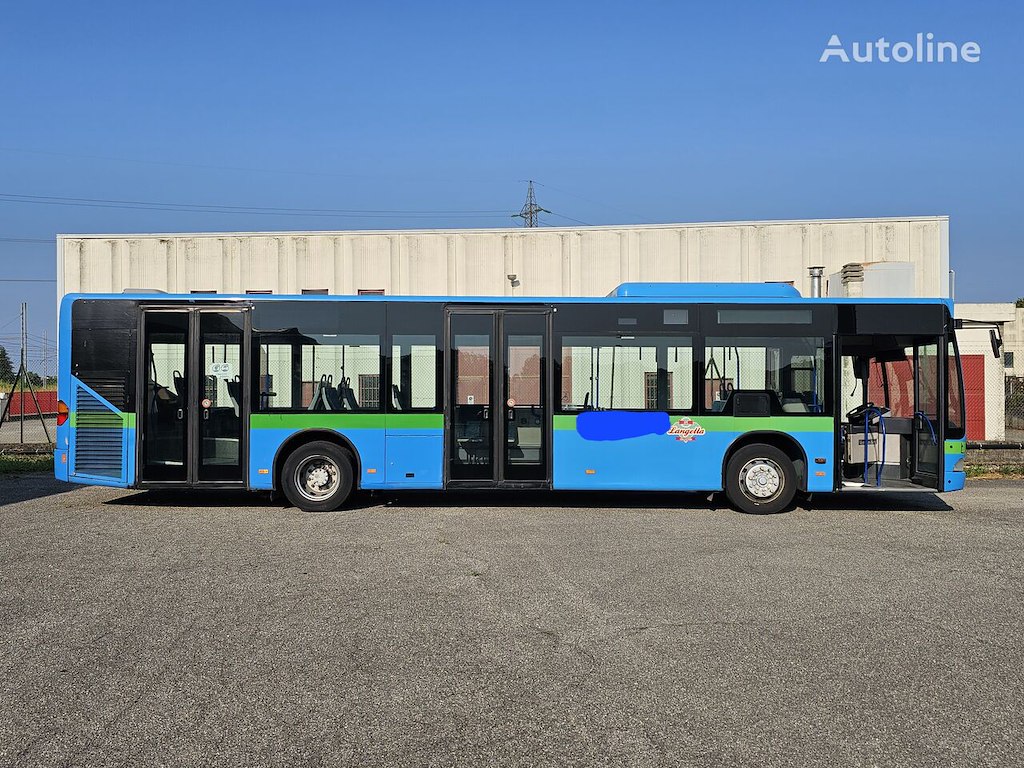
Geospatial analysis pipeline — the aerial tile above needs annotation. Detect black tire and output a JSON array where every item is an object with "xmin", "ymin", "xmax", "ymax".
[
  {"xmin": 281, "ymin": 441, "xmax": 355, "ymax": 512},
  {"xmin": 724, "ymin": 443, "xmax": 797, "ymax": 515}
]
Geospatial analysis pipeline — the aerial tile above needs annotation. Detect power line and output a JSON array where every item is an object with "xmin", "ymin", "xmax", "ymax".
[
  {"xmin": 545, "ymin": 211, "xmax": 594, "ymax": 227},
  {"xmin": 0, "ymin": 278, "xmax": 56, "ymax": 283},
  {"xmin": 0, "ymin": 192, "xmax": 510, "ymax": 214},
  {"xmin": 0, "ymin": 192, "xmax": 513, "ymax": 218},
  {"xmin": 532, "ymin": 180, "xmax": 646, "ymax": 224},
  {"xmin": 0, "ymin": 146, "xmax": 505, "ymax": 185},
  {"xmin": 0, "ymin": 237, "xmax": 52, "ymax": 244}
]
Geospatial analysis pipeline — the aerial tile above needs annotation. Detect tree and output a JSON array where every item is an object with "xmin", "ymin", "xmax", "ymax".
[
  {"xmin": 0, "ymin": 345, "xmax": 13, "ymax": 382},
  {"xmin": 1016, "ymin": 297, "xmax": 1024, "ymax": 309}
]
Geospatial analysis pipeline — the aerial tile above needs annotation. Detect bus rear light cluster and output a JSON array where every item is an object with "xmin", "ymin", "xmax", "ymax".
[{"xmin": 56, "ymin": 400, "xmax": 69, "ymax": 426}]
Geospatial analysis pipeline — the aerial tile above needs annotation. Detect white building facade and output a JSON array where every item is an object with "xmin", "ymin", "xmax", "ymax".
[{"xmin": 57, "ymin": 216, "xmax": 951, "ymax": 300}]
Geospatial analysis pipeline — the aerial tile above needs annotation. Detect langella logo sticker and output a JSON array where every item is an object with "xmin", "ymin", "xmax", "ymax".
[{"xmin": 666, "ymin": 418, "xmax": 706, "ymax": 443}]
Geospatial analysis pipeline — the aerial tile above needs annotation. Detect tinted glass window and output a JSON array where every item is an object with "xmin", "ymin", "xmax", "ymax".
[
  {"xmin": 946, "ymin": 337, "xmax": 965, "ymax": 439},
  {"xmin": 387, "ymin": 303, "xmax": 442, "ymax": 412},
  {"xmin": 704, "ymin": 336, "xmax": 826, "ymax": 414},
  {"xmin": 253, "ymin": 301, "xmax": 384, "ymax": 412},
  {"xmin": 560, "ymin": 335, "xmax": 693, "ymax": 411}
]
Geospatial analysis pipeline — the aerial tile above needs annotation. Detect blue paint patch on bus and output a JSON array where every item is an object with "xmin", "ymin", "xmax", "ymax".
[{"xmin": 576, "ymin": 410, "xmax": 672, "ymax": 441}]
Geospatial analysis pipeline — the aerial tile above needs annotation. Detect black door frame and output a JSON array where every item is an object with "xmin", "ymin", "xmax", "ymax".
[
  {"xmin": 443, "ymin": 306, "xmax": 553, "ymax": 489},
  {"xmin": 911, "ymin": 337, "xmax": 943, "ymax": 487},
  {"xmin": 136, "ymin": 305, "xmax": 251, "ymax": 488},
  {"xmin": 833, "ymin": 333, "xmax": 944, "ymax": 491}
]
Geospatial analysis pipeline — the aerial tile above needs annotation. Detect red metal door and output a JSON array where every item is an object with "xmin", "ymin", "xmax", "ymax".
[{"xmin": 961, "ymin": 354, "xmax": 986, "ymax": 441}]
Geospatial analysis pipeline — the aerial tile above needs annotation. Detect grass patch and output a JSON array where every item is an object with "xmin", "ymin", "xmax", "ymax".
[
  {"xmin": 0, "ymin": 454, "xmax": 54, "ymax": 474},
  {"xmin": 967, "ymin": 464, "xmax": 1024, "ymax": 480}
]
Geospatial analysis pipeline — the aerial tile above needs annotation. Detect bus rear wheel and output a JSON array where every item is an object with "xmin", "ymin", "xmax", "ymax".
[
  {"xmin": 281, "ymin": 441, "xmax": 355, "ymax": 512},
  {"xmin": 724, "ymin": 444, "xmax": 797, "ymax": 515}
]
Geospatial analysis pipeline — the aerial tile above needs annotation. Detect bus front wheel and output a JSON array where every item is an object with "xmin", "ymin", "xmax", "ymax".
[
  {"xmin": 724, "ymin": 444, "xmax": 797, "ymax": 515},
  {"xmin": 281, "ymin": 441, "xmax": 355, "ymax": 512}
]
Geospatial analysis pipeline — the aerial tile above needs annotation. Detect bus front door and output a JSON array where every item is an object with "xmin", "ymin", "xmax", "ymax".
[
  {"xmin": 446, "ymin": 309, "xmax": 551, "ymax": 488},
  {"xmin": 139, "ymin": 308, "xmax": 249, "ymax": 486},
  {"xmin": 912, "ymin": 341, "xmax": 942, "ymax": 487}
]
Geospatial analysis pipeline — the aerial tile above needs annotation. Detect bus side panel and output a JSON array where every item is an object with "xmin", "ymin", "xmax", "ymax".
[
  {"xmin": 248, "ymin": 414, "xmax": 445, "ymax": 491},
  {"xmin": 384, "ymin": 413, "xmax": 444, "ymax": 489},
  {"xmin": 248, "ymin": 415, "xmax": 386, "ymax": 490},
  {"xmin": 553, "ymin": 414, "xmax": 835, "ymax": 492},
  {"xmin": 944, "ymin": 438, "xmax": 967, "ymax": 492}
]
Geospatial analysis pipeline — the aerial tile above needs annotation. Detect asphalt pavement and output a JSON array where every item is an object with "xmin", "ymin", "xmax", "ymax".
[{"xmin": 1, "ymin": 475, "xmax": 1022, "ymax": 767}]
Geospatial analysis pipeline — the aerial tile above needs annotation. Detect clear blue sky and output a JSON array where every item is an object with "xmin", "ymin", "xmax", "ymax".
[{"xmin": 1, "ymin": 0, "xmax": 1021, "ymax": 368}]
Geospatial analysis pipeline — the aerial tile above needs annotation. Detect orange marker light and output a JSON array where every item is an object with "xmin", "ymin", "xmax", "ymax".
[
  {"xmin": 258, "ymin": 468, "xmax": 270, "ymax": 475},
  {"xmin": 367, "ymin": 468, "xmax": 377, "ymax": 474},
  {"xmin": 56, "ymin": 400, "xmax": 69, "ymax": 426},
  {"xmin": 585, "ymin": 469, "xmax": 596, "ymax": 475}
]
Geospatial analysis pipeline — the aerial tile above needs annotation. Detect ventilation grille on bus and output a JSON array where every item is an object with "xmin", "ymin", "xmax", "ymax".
[
  {"xmin": 78, "ymin": 374, "xmax": 128, "ymax": 411},
  {"xmin": 74, "ymin": 387, "xmax": 124, "ymax": 479}
]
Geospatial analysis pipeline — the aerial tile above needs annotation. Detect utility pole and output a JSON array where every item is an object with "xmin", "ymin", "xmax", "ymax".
[
  {"xmin": 20, "ymin": 302, "xmax": 25, "ymax": 444},
  {"xmin": 513, "ymin": 180, "xmax": 549, "ymax": 228},
  {"xmin": 0, "ymin": 302, "xmax": 51, "ymax": 444}
]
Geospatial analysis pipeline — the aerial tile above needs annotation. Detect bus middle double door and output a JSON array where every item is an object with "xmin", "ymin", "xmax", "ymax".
[
  {"xmin": 139, "ymin": 307, "xmax": 249, "ymax": 486},
  {"xmin": 446, "ymin": 308, "xmax": 552, "ymax": 488}
]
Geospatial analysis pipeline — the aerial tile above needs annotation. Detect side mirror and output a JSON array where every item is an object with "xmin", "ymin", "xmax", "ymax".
[{"xmin": 990, "ymin": 329, "xmax": 1003, "ymax": 360}]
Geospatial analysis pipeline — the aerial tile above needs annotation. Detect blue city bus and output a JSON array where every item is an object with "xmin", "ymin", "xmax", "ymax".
[{"xmin": 55, "ymin": 283, "xmax": 967, "ymax": 513}]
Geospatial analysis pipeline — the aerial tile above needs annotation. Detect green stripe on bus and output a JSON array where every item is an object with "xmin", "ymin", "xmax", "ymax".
[
  {"xmin": 553, "ymin": 413, "xmax": 833, "ymax": 433},
  {"xmin": 696, "ymin": 416, "xmax": 833, "ymax": 433},
  {"xmin": 250, "ymin": 413, "xmax": 443, "ymax": 430},
  {"xmin": 69, "ymin": 411, "xmax": 135, "ymax": 428},
  {"xmin": 945, "ymin": 439, "xmax": 966, "ymax": 455}
]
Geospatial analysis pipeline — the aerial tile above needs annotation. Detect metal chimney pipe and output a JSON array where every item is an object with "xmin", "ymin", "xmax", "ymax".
[{"xmin": 808, "ymin": 266, "xmax": 825, "ymax": 298}]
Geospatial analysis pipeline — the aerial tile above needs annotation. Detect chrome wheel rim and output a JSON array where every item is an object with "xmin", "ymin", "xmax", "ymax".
[
  {"xmin": 739, "ymin": 458, "xmax": 784, "ymax": 501},
  {"xmin": 294, "ymin": 455, "xmax": 340, "ymax": 502}
]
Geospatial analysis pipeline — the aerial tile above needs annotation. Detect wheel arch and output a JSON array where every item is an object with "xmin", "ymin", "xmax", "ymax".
[
  {"xmin": 272, "ymin": 429, "xmax": 361, "ymax": 492},
  {"xmin": 721, "ymin": 431, "xmax": 808, "ymax": 492}
]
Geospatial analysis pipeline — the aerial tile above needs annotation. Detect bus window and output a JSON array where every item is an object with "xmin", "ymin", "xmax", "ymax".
[
  {"xmin": 868, "ymin": 353, "xmax": 914, "ymax": 417},
  {"xmin": 391, "ymin": 335, "xmax": 438, "ymax": 410},
  {"xmin": 560, "ymin": 336, "xmax": 692, "ymax": 411},
  {"xmin": 252, "ymin": 301, "xmax": 384, "ymax": 412},
  {"xmin": 387, "ymin": 303, "xmax": 443, "ymax": 413},
  {"xmin": 704, "ymin": 337, "xmax": 825, "ymax": 414},
  {"xmin": 258, "ymin": 344, "xmax": 293, "ymax": 409},
  {"xmin": 946, "ymin": 337, "xmax": 966, "ymax": 439},
  {"xmin": 301, "ymin": 336, "xmax": 381, "ymax": 411}
]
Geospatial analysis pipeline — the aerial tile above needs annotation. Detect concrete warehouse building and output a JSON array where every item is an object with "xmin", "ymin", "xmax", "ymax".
[{"xmin": 57, "ymin": 216, "xmax": 951, "ymax": 299}]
